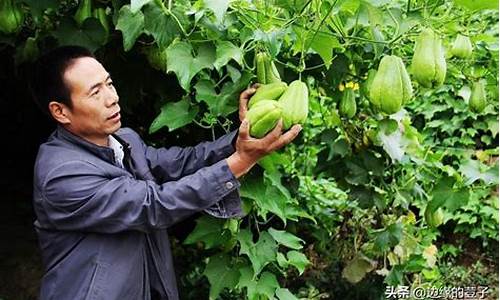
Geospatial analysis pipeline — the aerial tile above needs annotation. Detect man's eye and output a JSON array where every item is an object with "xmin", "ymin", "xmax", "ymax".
[
  {"xmin": 107, "ymin": 81, "xmax": 114, "ymax": 87},
  {"xmin": 92, "ymin": 89, "xmax": 100, "ymax": 96}
]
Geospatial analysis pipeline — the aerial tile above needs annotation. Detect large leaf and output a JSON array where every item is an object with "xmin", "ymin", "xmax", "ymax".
[
  {"xmin": 203, "ymin": 254, "xmax": 240, "ymax": 300},
  {"xmin": 216, "ymin": 71, "xmax": 253, "ymax": 115},
  {"xmin": 268, "ymin": 228, "xmax": 304, "ymax": 250},
  {"xmin": 286, "ymin": 250, "xmax": 310, "ymax": 275},
  {"xmin": 427, "ymin": 177, "xmax": 470, "ymax": 213},
  {"xmin": 374, "ymin": 223, "xmax": 403, "ymax": 252},
  {"xmin": 52, "ymin": 18, "xmax": 107, "ymax": 52},
  {"xmin": 116, "ymin": 5, "xmax": 144, "ymax": 51},
  {"xmin": 237, "ymin": 229, "xmax": 277, "ymax": 277},
  {"xmin": 143, "ymin": 2, "xmax": 181, "ymax": 49},
  {"xmin": 293, "ymin": 26, "xmax": 342, "ymax": 69},
  {"xmin": 184, "ymin": 215, "xmax": 230, "ymax": 249},
  {"xmin": 131, "ymin": 0, "xmax": 152, "ymax": 13},
  {"xmin": 214, "ymin": 41, "xmax": 243, "ymax": 71},
  {"xmin": 237, "ymin": 268, "xmax": 279, "ymax": 300},
  {"xmin": 22, "ymin": 0, "xmax": 59, "ymax": 22},
  {"xmin": 166, "ymin": 41, "xmax": 215, "ymax": 91},
  {"xmin": 459, "ymin": 160, "xmax": 499, "ymax": 185},
  {"xmin": 204, "ymin": 0, "xmax": 230, "ymax": 23},
  {"xmin": 149, "ymin": 98, "xmax": 199, "ymax": 133}
]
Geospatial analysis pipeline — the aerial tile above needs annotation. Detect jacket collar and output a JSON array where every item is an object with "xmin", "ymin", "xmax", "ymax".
[{"xmin": 55, "ymin": 125, "xmax": 130, "ymax": 163}]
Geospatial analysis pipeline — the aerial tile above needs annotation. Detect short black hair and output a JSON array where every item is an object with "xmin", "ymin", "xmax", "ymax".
[{"xmin": 29, "ymin": 45, "xmax": 95, "ymax": 116}]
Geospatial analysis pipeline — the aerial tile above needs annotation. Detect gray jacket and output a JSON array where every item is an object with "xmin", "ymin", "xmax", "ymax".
[{"xmin": 32, "ymin": 126, "xmax": 241, "ymax": 300}]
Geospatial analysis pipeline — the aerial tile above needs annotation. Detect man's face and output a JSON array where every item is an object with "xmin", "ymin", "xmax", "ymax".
[{"xmin": 62, "ymin": 56, "xmax": 121, "ymax": 146}]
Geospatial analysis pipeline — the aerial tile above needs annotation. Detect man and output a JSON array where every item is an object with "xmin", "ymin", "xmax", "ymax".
[{"xmin": 29, "ymin": 45, "xmax": 301, "ymax": 300}]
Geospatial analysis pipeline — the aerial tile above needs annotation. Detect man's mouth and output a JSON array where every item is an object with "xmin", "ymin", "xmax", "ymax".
[{"xmin": 108, "ymin": 111, "xmax": 120, "ymax": 120}]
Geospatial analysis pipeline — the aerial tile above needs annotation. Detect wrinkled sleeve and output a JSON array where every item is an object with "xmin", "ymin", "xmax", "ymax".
[
  {"xmin": 132, "ymin": 129, "xmax": 241, "ymax": 219},
  {"xmin": 142, "ymin": 130, "xmax": 238, "ymax": 182},
  {"xmin": 40, "ymin": 159, "xmax": 240, "ymax": 233}
]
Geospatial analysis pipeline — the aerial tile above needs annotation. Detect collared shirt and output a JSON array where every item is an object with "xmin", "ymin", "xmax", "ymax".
[
  {"xmin": 108, "ymin": 134, "xmax": 125, "ymax": 168},
  {"xmin": 32, "ymin": 126, "xmax": 241, "ymax": 300}
]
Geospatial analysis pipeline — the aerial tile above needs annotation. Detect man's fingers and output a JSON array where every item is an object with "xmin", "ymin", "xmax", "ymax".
[
  {"xmin": 262, "ymin": 119, "xmax": 283, "ymax": 143},
  {"xmin": 239, "ymin": 87, "xmax": 257, "ymax": 121},
  {"xmin": 238, "ymin": 119, "xmax": 251, "ymax": 140},
  {"xmin": 239, "ymin": 87, "xmax": 257, "ymax": 101},
  {"xmin": 251, "ymin": 83, "xmax": 261, "ymax": 89},
  {"xmin": 270, "ymin": 124, "xmax": 302, "ymax": 150}
]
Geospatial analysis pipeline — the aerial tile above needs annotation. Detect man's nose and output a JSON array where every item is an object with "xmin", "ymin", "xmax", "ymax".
[{"xmin": 104, "ymin": 86, "xmax": 119, "ymax": 107}]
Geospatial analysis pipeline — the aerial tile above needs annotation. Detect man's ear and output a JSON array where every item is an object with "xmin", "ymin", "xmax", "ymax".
[{"xmin": 48, "ymin": 101, "xmax": 71, "ymax": 124}]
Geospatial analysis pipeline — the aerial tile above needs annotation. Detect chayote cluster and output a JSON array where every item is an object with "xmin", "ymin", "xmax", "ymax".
[{"xmin": 246, "ymin": 67, "xmax": 308, "ymax": 138}]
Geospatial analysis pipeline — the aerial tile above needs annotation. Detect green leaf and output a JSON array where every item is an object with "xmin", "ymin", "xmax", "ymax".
[
  {"xmin": 286, "ymin": 250, "xmax": 310, "ymax": 275},
  {"xmin": 131, "ymin": 0, "xmax": 152, "ymax": 13},
  {"xmin": 194, "ymin": 73, "xmax": 252, "ymax": 115},
  {"xmin": 427, "ymin": 177, "xmax": 470, "ymax": 213},
  {"xmin": 203, "ymin": 254, "xmax": 240, "ymax": 300},
  {"xmin": 459, "ymin": 160, "xmax": 499, "ymax": 185},
  {"xmin": 166, "ymin": 41, "xmax": 215, "ymax": 90},
  {"xmin": 276, "ymin": 252, "xmax": 288, "ymax": 268},
  {"xmin": 276, "ymin": 288, "xmax": 299, "ymax": 300},
  {"xmin": 149, "ymin": 98, "xmax": 199, "ymax": 133},
  {"xmin": 453, "ymin": 0, "xmax": 498, "ymax": 11},
  {"xmin": 194, "ymin": 79, "xmax": 217, "ymax": 105},
  {"xmin": 342, "ymin": 253, "xmax": 377, "ymax": 284},
  {"xmin": 264, "ymin": 170, "xmax": 291, "ymax": 199},
  {"xmin": 116, "ymin": 5, "xmax": 144, "ymax": 51},
  {"xmin": 216, "ymin": 71, "xmax": 253, "ymax": 115},
  {"xmin": 237, "ymin": 230, "xmax": 277, "ymax": 277},
  {"xmin": 293, "ymin": 26, "xmax": 341, "ymax": 69},
  {"xmin": 214, "ymin": 41, "xmax": 243, "ymax": 71},
  {"xmin": 143, "ymin": 2, "xmax": 180, "ymax": 49},
  {"xmin": 237, "ymin": 266, "xmax": 258, "ymax": 300},
  {"xmin": 257, "ymin": 152, "xmax": 288, "ymax": 172},
  {"xmin": 23, "ymin": 0, "xmax": 59, "ymax": 22},
  {"xmin": 53, "ymin": 18, "xmax": 107, "ymax": 52},
  {"xmin": 374, "ymin": 223, "xmax": 403, "ymax": 252},
  {"xmin": 184, "ymin": 215, "xmax": 230, "ymax": 249},
  {"xmin": 268, "ymin": 228, "xmax": 304, "ymax": 250},
  {"xmin": 256, "ymin": 272, "xmax": 280, "ymax": 299},
  {"xmin": 204, "ymin": 0, "xmax": 230, "ymax": 23}
]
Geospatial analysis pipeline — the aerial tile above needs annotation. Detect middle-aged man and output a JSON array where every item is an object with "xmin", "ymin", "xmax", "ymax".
[{"xmin": 29, "ymin": 46, "xmax": 302, "ymax": 300}]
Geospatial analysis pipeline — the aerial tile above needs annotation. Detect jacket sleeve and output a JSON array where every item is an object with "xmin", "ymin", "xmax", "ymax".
[
  {"xmin": 127, "ymin": 128, "xmax": 241, "ymax": 219},
  {"xmin": 39, "ymin": 159, "xmax": 240, "ymax": 233},
  {"xmin": 141, "ymin": 130, "xmax": 238, "ymax": 182}
]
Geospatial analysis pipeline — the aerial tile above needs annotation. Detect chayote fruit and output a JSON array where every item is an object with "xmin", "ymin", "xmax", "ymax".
[
  {"xmin": 425, "ymin": 207, "xmax": 444, "ymax": 228},
  {"xmin": 411, "ymin": 28, "xmax": 447, "ymax": 88},
  {"xmin": 369, "ymin": 55, "xmax": 413, "ymax": 114},
  {"xmin": 451, "ymin": 34, "xmax": 473, "ymax": 59},
  {"xmin": 248, "ymin": 82, "xmax": 288, "ymax": 108},
  {"xmin": 339, "ymin": 88, "xmax": 357, "ymax": 118},
  {"xmin": 255, "ymin": 51, "xmax": 282, "ymax": 84},
  {"xmin": 278, "ymin": 80, "xmax": 309, "ymax": 130},
  {"xmin": 0, "ymin": 0, "xmax": 24, "ymax": 34},
  {"xmin": 247, "ymin": 100, "xmax": 283, "ymax": 138},
  {"xmin": 469, "ymin": 80, "xmax": 487, "ymax": 113},
  {"xmin": 74, "ymin": 0, "xmax": 92, "ymax": 27},
  {"xmin": 255, "ymin": 52, "xmax": 268, "ymax": 84}
]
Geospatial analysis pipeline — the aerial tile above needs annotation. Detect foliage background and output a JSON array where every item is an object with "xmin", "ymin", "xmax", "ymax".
[{"xmin": 0, "ymin": 0, "xmax": 498, "ymax": 299}]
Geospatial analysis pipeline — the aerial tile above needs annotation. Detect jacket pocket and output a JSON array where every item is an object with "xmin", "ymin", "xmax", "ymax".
[{"xmin": 85, "ymin": 262, "xmax": 108, "ymax": 300}]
